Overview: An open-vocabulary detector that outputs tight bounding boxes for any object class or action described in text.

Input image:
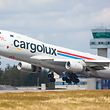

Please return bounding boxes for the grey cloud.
[0,0,110,67]
[0,0,110,45]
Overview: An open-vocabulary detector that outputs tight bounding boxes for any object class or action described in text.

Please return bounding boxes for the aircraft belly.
[84,69,110,79]
[96,69,110,79]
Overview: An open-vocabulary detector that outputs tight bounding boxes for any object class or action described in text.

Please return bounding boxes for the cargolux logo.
[14,40,57,56]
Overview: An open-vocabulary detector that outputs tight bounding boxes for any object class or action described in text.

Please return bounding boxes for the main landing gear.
[62,72,80,84]
[47,71,79,84]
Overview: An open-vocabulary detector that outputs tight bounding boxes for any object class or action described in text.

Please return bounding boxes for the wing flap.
[85,60,110,70]
[85,60,110,66]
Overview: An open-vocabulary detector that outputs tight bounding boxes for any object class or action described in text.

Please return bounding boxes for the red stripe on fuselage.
[57,50,96,60]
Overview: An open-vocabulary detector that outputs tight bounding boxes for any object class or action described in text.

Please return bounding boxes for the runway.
[0,89,69,93]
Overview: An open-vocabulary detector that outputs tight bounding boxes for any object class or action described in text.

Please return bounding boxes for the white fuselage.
[0,30,110,79]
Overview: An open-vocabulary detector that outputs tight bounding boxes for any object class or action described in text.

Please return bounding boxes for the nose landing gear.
[48,72,55,82]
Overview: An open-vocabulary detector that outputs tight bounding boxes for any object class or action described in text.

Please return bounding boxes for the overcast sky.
[0,0,110,68]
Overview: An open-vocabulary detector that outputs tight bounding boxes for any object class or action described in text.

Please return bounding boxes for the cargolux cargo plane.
[0,30,110,84]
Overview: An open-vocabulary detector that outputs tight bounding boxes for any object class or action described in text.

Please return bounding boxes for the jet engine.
[17,62,41,73]
[65,61,86,73]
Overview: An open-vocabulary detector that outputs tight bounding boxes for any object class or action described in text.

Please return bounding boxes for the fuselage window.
[10,35,14,37]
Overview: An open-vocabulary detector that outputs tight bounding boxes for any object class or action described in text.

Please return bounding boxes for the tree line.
[0,65,49,86]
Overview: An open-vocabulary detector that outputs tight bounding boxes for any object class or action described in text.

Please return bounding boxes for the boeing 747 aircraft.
[0,30,110,84]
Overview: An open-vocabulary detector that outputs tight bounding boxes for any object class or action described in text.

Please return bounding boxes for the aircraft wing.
[84,60,110,70]
[31,55,70,62]
[31,55,110,71]
[30,55,68,67]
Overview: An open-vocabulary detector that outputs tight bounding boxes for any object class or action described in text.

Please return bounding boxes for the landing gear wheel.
[48,72,55,82]
[74,78,80,84]
[62,72,80,84]
[66,79,71,84]
[49,78,55,82]
[62,77,67,81]
[48,73,54,78]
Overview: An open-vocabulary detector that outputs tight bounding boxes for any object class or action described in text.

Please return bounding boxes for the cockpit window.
[10,35,14,37]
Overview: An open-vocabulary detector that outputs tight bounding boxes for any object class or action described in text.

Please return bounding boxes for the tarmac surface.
[0,89,69,93]
[0,85,67,93]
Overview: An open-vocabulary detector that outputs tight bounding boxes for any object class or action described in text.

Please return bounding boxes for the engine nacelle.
[17,62,41,73]
[65,61,86,73]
